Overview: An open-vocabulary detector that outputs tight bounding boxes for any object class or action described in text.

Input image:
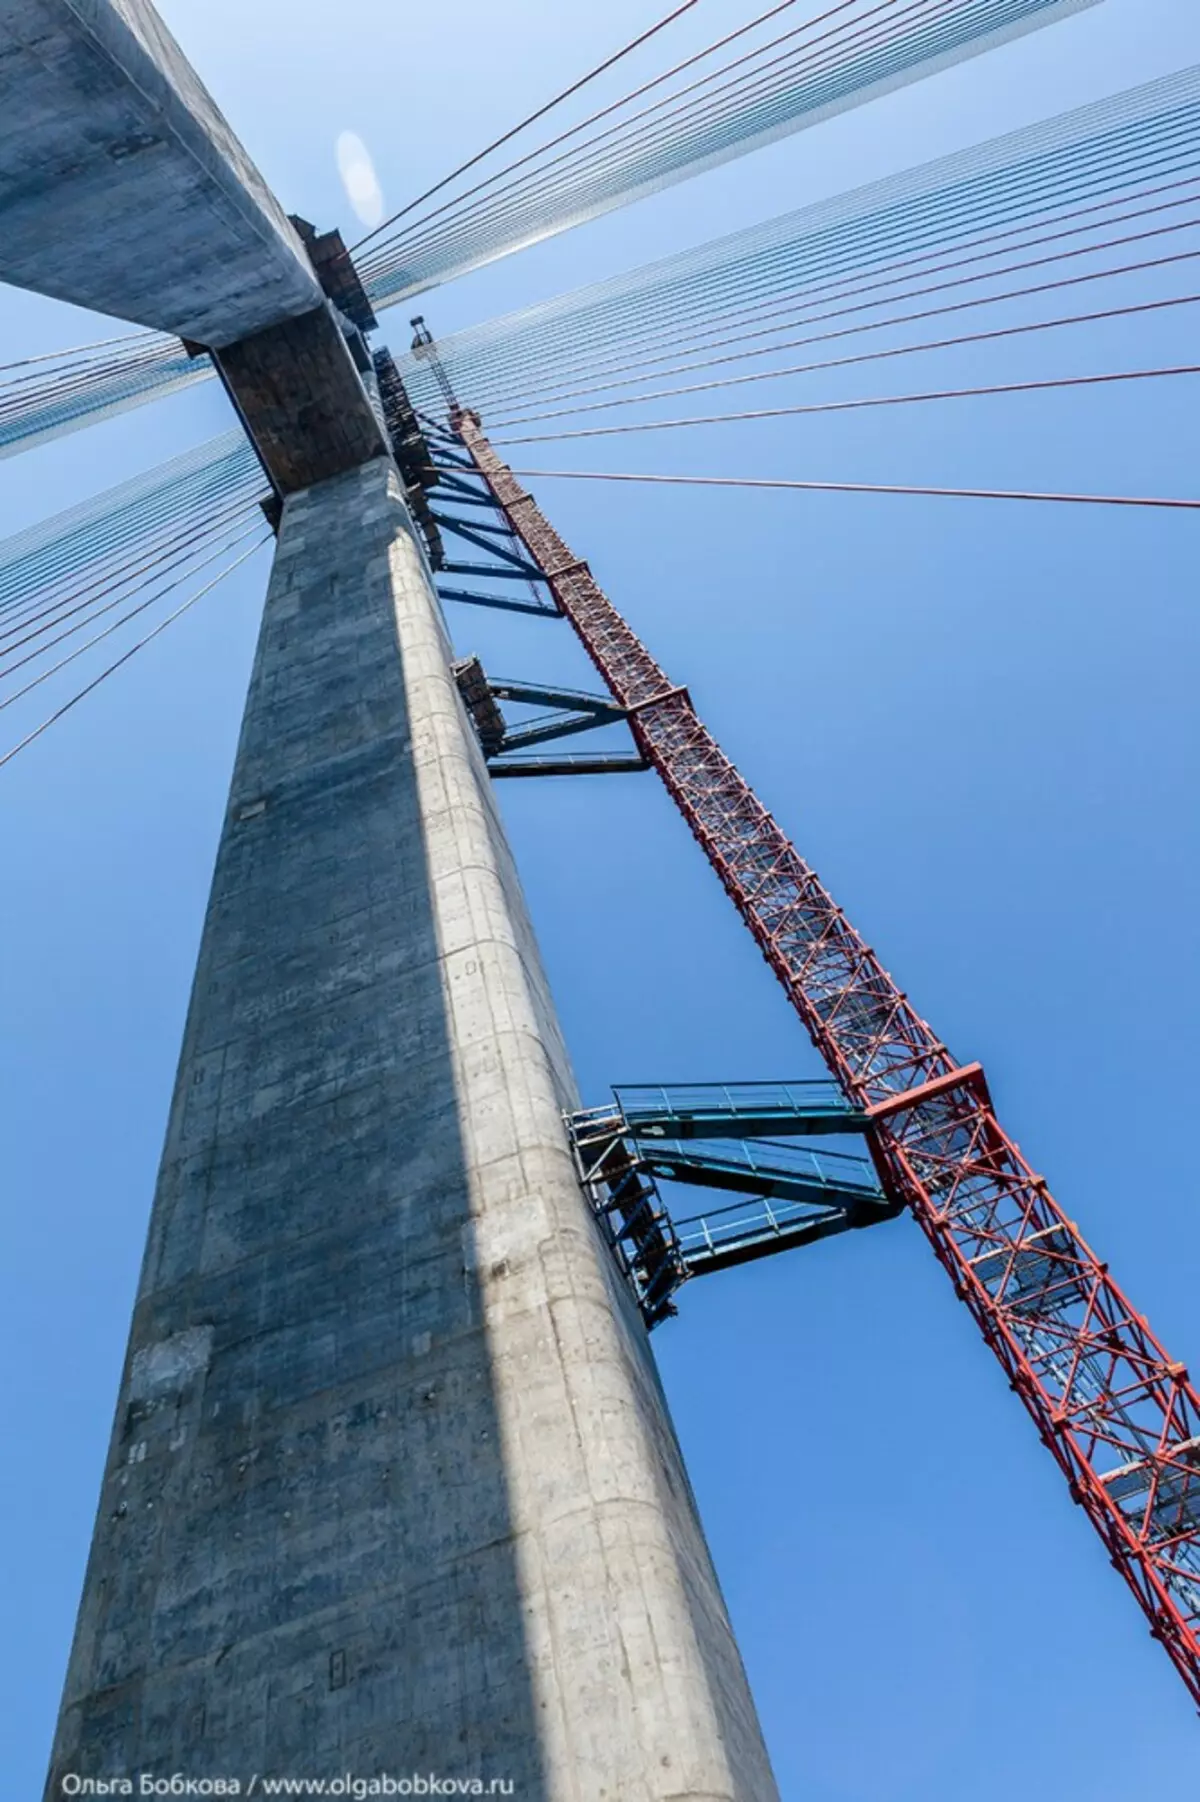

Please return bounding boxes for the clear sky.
[2,1,1199,1795]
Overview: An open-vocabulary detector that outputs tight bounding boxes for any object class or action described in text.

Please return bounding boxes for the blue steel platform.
[568,1083,899,1327]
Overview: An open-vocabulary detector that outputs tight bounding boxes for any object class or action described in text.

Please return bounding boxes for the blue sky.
[2,1,1199,1794]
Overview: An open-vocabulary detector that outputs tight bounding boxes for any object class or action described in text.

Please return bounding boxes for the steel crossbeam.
[456,409,1200,1708]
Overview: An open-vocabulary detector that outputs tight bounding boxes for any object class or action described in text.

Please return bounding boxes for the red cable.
[488,287,1200,427]
[477,176,1200,404]
[350,0,712,251]
[489,363,1200,443]
[473,466,1200,510]
[367,0,960,274]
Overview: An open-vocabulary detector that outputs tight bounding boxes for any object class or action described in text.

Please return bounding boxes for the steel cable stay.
[358,0,918,259]
[0,526,258,659]
[358,0,937,277]
[1,5,911,448]
[0,430,249,558]
[0,428,268,765]
[0,507,257,642]
[472,464,1200,510]
[0,349,208,459]
[0,450,259,598]
[2,60,1197,466]
[426,64,1200,342]
[487,363,1200,444]
[0,331,199,427]
[349,0,716,252]
[361,0,978,275]
[363,0,1091,299]
[0,326,163,373]
[404,172,1200,410]
[424,197,1200,418]
[0,338,176,401]
[408,167,1200,411]
[364,0,1088,288]
[480,252,1200,426]
[0,42,1191,474]
[368,20,1052,301]
[0,459,255,579]
[0,494,262,667]
[0,493,261,637]
[0,538,264,671]
[412,165,1200,408]
[0,518,269,715]
[481,230,1200,419]
[465,291,1200,429]
[0,352,199,420]
[368,0,1100,271]
[0,434,258,605]
[0,536,270,774]
[391,67,1200,405]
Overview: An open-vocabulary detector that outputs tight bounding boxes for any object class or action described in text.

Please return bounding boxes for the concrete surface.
[0,0,320,342]
[46,459,780,1800]
[212,304,388,495]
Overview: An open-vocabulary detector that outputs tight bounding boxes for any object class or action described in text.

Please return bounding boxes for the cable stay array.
[0,36,1185,812]
[4,51,1198,747]
[0,5,1124,465]
[0,433,268,770]
[392,63,1200,431]
[0,329,206,460]
[486,365,1200,444]
[359,0,1098,305]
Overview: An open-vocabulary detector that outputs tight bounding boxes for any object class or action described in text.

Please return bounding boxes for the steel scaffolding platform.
[569,1083,898,1327]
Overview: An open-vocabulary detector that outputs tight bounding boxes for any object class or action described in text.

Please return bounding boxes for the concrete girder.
[0,0,320,344]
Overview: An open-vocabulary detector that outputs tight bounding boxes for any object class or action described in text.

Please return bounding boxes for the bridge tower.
[8,4,778,1796]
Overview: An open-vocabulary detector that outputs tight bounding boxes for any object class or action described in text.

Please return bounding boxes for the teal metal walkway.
[568,1082,899,1327]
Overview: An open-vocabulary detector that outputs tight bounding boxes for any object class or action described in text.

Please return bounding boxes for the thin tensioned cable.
[474,204,1200,415]
[0,328,159,373]
[0,520,267,709]
[366,0,1081,279]
[0,460,260,602]
[476,467,1200,510]
[0,333,213,460]
[403,128,1200,410]
[0,489,259,629]
[0,481,258,619]
[0,497,260,666]
[480,292,1200,426]
[0,434,258,604]
[364,0,1096,300]
[350,0,711,252]
[360,0,893,270]
[363,0,934,270]
[486,255,1200,424]
[367,5,978,288]
[0,433,250,568]
[0,538,269,772]
[393,66,1200,408]
[487,365,1200,443]
[452,178,1200,405]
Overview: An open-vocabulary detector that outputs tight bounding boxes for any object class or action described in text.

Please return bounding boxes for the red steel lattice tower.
[453,407,1200,1707]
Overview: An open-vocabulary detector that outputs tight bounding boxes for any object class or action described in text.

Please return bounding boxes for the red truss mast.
[451,407,1200,1707]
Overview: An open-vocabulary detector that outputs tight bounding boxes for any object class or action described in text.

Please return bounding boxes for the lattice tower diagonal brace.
[455,410,1200,1709]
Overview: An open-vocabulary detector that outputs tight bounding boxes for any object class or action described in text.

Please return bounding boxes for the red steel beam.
[454,407,1200,1708]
